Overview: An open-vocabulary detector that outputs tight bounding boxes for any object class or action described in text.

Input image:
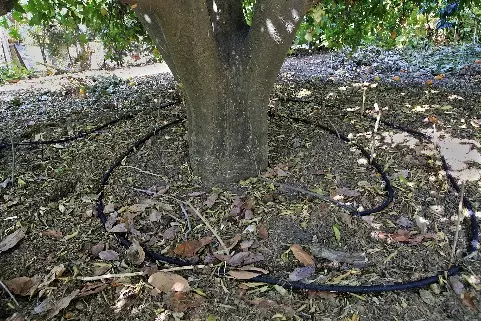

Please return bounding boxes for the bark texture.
[133,0,316,185]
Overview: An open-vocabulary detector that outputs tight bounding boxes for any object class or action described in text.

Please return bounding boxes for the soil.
[1,48,481,321]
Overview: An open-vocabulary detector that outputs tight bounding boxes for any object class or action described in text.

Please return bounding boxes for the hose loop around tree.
[94,104,478,293]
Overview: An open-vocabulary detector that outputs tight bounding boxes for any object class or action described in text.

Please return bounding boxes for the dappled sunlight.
[382,131,419,149]
[295,88,312,98]
[266,19,281,43]
[143,14,151,24]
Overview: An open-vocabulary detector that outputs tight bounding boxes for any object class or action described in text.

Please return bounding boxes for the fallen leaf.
[228,270,262,280]
[163,226,179,240]
[128,203,149,212]
[126,239,145,265]
[414,215,429,234]
[41,230,63,238]
[148,272,190,293]
[289,244,315,267]
[228,252,264,267]
[375,230,437,244]
[149,209,163,222]
[310,245,367,266]
[98,250,120,261]
[461,293,478,312]
[174,237,212,258]
[258,224,268,240]
[204,193,218,208]
[108,223,128,233]
[288,266,315,281]
[226,234,242,250]
[77,282,108,298]
[5,276,40,296]
[90,242,105,256]
[165,292,204,313]
[0,227,27,253]
[240,239,254,250]
[46,289,80,318]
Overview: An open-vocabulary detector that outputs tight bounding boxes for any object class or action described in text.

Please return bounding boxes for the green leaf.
[333,224,341,243]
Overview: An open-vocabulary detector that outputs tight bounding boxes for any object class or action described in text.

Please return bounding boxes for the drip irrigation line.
[283,97,479,253]
[94,112,476,294]
[286,115,394,217]
[0,100,180,151]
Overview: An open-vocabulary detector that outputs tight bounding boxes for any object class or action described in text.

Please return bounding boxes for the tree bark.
[133,0,316,185]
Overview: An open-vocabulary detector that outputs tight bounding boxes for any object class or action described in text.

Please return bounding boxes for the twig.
[360,87,367,115]
[77,271,145,281]
[450,182,465,266]
[157,264,209,273]
[158,194,230,255]
[180,203,191,239]
[120,165,164,178]
[0,280,19,307]
[183,200,230,255]
[369,103,381,164]
[261,178,357,213]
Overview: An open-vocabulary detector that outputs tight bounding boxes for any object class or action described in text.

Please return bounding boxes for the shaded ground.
[1,48,481,321]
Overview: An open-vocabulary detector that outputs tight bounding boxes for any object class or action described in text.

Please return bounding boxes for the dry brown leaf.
[165,292,204,313]
[90,242,105,256]
[126,239,145,265]
[46,289,80,319]
[98,250,120,261]
[376,230,437,244]
[4,276,40,296]
[174,236,212,258]
[41,230,63,238]
[148,272,190,293]
[204,193,218,208]
[461,293,478,312]
[0,227,27,253]
[290,244,315,266]
[226,234,242,250]
[258,224,268,240]
[228,270,262,280]
[76,282,108,298]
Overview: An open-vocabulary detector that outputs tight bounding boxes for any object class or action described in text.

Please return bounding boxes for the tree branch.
[134,0,219,93]
[245,0,311,88]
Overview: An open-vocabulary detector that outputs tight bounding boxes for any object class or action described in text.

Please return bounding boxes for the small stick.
[450,182,465,266]
[157,264,209,273]
[369,103,381,164]
[159,194,230,255]
[0,280,19,307]
[184,200,230,255]
[77,271,145,281]
[360,87,367,115]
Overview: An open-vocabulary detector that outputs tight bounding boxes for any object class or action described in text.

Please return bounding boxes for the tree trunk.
[185,72,270,185]
[132,0,317,185]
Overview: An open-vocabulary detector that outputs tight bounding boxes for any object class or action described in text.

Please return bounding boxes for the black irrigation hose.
[0,100,180,151]
[94,111,477,294]
[287,115,394,217]
[378,118,479,253]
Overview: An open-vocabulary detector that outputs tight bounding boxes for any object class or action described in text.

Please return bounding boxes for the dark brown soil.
[1,52,480,321]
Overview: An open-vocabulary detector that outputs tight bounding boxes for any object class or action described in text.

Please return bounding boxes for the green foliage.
[0,64,32,84]
[296,0,481,49]
[3,0,156,66]
[2,0,480,65]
